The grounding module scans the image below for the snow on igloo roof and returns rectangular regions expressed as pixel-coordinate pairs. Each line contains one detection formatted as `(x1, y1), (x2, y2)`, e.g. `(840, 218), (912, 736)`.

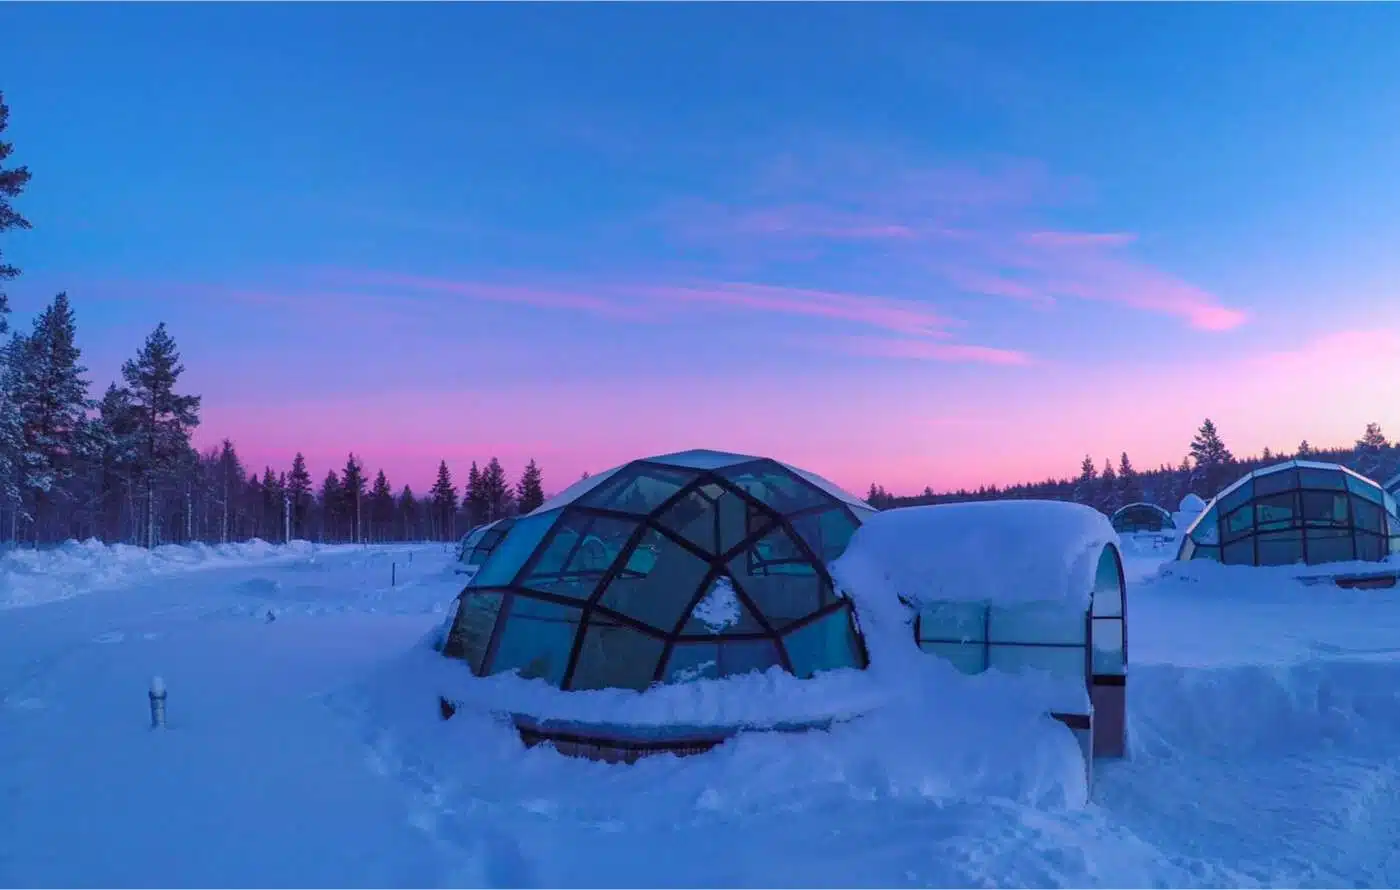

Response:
(831, 499), (1117, 610)
(1178, 493), (1207, 513)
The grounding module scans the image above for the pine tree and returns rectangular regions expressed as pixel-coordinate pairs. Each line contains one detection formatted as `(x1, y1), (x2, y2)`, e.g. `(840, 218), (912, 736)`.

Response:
(515, 458), (545, 514)
(397, 485), (420, 541)
(1260, 446), (1274, 462)
(260, 467), (283, 541)
(369, 469), (393, 542)
(122, 323), (201, 548)
(319, 470), (342, 542)
(0, 91), (31, 305)
(1297, 440), (1312, 458)
(481, 457), (512, 521)
(13, 293), (92, 542)
(430, 460), (458, 541)
(464, 460), (484, 529)
(93, 383), (138, 542)
(286, 452), (312, 538)
(213, 440), (243, 543)
(1356, 422), (1389, 478)
(1099, 458), (1120, 513)
(1117, 452), (1141, 506)
(1189, 418), (1233, 498)
(341, 453), (366, 543)
(1073, 455), (1097, 505)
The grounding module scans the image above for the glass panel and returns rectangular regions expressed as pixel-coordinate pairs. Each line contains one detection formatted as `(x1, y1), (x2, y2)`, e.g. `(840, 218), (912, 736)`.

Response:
(988, 602), (1085, 647)
(1093, 546), (1124, 619)
(1178, 537), (1196, 560)
(1346, 474), (1385, 504)
(782, 607), (862, 678)
(746, 524), (815, 576)
(1385, 492), (1398, 517)
(1191, 508), (1220, 545)
(649, 449), (756, 471)
(1356, 533), (1385, 562)
(987, 644), (1083, 680)
(918, 640), (986, 675)
(661, 642), (720, 683)
(660, 639), (784, 682)
(1217, 480), (1254, 515)
(471, 509), (560, 587)
(1222, 538), (1255, 565)
(1091, 618), (1125, 676)
(487, 596), (581, 685)
(459, 526), (488, 554)
(655, 487), (720, 554)
(848, 505), (879, 525)
(570, 623), (667, 691)
(1222, 505), (1255, 540)
(1255, 492), (1299, 531)
(444, 592), (505, 673)
(1192, 543), (1221, 561)
(791, 507), (860, 563)
(727, 548), (829, 629)
(1353, 498), (1385, 533)
(1299, 467), (1347, 490)
(719, 462), (831, 515)
(1305, 528), (1355, 564)
(596, 528), (712, 632)
(779, 462), (873, 512)
(1301, 491), (1349, 525)
(682, 574), (766, 635)
(578, 464), (698, 515)
(1257, 529), (1304, 566)
(714, 638), (783, 678)
(1253, 468), (1299, 497)
(519, 512), (638, 600)
(917, 602), (987, 644)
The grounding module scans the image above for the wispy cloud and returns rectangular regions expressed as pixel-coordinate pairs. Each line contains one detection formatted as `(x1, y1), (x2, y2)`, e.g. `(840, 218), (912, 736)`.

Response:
(812, 334), (1033, 366)
(666, 150), (1246, 332)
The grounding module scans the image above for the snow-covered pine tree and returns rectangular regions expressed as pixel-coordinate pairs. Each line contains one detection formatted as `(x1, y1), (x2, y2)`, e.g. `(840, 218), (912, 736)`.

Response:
(516, 458), (545, 514)
(93, 383), (138, 542)
(1355, 422), (1389, 478)
(15, 293), (92, 543)
(1189, 418), (1234, 498)
(122, 323), (200, 548)
(0, 91), (31, 304)
(430, 460), (458, 541)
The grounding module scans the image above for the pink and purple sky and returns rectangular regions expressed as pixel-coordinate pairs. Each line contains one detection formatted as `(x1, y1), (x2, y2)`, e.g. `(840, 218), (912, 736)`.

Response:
(4, 4), (1400, 496)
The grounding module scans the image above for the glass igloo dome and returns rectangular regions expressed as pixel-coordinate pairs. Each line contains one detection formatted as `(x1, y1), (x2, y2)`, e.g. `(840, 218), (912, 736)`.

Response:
(441, 449), (876, 691)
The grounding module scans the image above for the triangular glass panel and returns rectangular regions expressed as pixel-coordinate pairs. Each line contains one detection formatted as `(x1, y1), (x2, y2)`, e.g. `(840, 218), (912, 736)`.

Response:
(681, 574), (765, 636)
(596, 527), (712, 633)
(579, 463), (698, 515)
(656, 487), (720, 554)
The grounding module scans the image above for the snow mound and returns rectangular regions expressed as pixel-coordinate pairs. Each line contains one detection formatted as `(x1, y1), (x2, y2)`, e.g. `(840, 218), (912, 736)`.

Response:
(832, 500), (1117, 610)
(0, 538), (332, 610)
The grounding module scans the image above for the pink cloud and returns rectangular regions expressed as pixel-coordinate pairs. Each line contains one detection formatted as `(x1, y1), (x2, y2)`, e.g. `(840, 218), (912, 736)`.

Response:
(633, 282), (953, 337)
(1022, 231), (1138, 247)
(814, 334), (1033, 366)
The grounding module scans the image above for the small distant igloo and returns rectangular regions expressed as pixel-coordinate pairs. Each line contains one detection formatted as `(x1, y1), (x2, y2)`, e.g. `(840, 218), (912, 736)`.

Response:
(1177, 460), (1400, 567)
(438, 449), (876, 758)
(831, 500), (1129, 763)
(455, 517), (516, 578)
(1110, 502), (1175, 535)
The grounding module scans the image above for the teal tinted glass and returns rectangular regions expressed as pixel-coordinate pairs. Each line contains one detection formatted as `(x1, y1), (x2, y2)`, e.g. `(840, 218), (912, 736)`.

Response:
(782, 608), (862, 678)
(470, 509), (561, 587)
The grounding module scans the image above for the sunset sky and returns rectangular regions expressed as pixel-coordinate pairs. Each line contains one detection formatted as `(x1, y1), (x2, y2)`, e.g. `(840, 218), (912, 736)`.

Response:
(4, 3), (1399, 497)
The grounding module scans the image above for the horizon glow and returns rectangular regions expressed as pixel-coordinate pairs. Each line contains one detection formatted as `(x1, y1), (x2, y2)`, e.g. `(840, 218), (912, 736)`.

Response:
(4, 3), (1399, 498)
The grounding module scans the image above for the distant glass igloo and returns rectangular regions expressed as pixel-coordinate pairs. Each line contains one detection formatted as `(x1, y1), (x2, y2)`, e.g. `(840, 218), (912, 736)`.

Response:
(1110, 502), (1175, 534)
(1177, 460), (1400, 566)
(441, 449), (875, 691)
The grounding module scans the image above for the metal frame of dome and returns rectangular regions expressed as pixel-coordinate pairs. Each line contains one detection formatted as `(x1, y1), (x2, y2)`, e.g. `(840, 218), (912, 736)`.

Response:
(442, 449), (877, 691)
(1177, 460), (1400, 566)
(1109, 502), (1175, 534)
(455, 517), (517, 576)
(1387, 470), (1400, 498)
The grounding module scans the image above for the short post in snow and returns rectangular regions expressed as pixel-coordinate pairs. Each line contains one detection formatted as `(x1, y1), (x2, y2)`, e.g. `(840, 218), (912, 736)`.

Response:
(392, 562), (397, 587)
(149, 676), (167, 729)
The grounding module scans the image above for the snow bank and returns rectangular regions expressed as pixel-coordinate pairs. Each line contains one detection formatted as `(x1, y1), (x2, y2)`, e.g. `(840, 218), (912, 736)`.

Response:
(831, 500), (1117, 610)
(0, 538), (334, 610)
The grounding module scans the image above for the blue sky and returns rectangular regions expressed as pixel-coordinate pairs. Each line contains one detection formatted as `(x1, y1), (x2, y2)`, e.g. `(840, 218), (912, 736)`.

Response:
(3, 3), (1399, 493)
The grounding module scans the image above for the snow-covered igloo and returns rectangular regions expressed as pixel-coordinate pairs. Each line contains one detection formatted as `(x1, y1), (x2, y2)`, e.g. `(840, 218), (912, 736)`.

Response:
(1110, 502), (1175, 535)
(831, 500), (1129, 762)
(438, 448), (876, 761)
(1176, 460), (1400, 567)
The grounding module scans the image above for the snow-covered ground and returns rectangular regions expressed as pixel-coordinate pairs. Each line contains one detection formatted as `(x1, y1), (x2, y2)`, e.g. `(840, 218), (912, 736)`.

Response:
(4, 537), (1400, 887)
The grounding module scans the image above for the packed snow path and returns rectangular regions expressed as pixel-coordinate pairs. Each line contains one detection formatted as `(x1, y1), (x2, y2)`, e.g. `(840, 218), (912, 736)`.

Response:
(5, 540), (1400, 887)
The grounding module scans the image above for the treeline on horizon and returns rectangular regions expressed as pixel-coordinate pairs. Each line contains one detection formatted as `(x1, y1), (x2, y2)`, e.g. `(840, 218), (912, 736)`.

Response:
(865, 419), (1400, 516)
(3, 91), (1398, 550)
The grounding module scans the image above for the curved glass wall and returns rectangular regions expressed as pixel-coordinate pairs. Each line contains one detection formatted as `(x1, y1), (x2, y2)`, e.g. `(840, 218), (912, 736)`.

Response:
(456, 518), (517, 578)
(1177, 461), (1400, 567)
(1110, 503), (1175, 534)
(442, 450), (873, 690)
(911, 541), (1129, 759)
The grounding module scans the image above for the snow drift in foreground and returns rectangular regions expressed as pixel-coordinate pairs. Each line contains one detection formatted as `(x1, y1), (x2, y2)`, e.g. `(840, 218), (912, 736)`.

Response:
(0, 538), (361, 611)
